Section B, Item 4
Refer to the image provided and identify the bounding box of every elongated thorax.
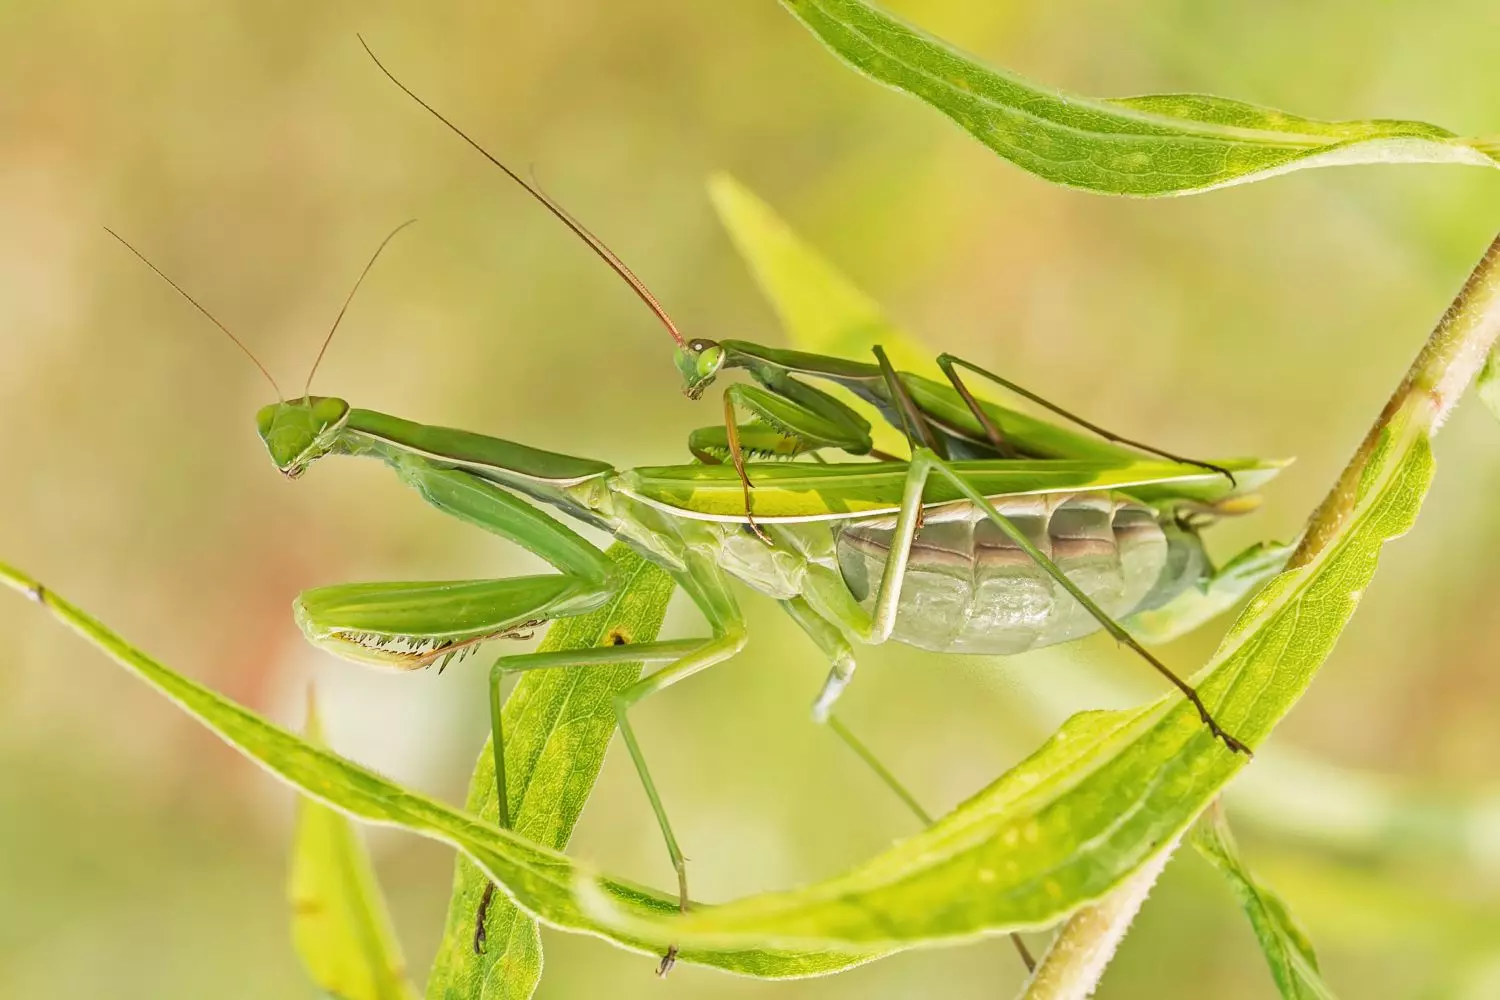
[836,491,1204,655]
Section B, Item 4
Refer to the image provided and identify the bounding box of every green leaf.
[1127,538,1298,646]
[291,689,419,1000]
[577,402,1434,952]
[1191,801,1337,1000]
[780,0,1499,196]
[1477,344,1500,424]
[0,560,885,979]
[424,544,675,1000]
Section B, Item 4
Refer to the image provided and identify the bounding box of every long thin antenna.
[358,35,688,348]
[303,218,417,397]
[104,226,283,400]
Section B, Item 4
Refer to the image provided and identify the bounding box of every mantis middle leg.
[935,352,1235,483]
[486,548,747,975]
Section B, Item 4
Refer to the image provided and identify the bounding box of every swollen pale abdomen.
[836,491,1203,655]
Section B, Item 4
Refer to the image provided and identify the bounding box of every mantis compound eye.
[311,396,350,428]
[692,342,725,380]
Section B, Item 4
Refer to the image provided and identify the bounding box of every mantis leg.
[865,353,1246,752]
[935,352,1235,483]
[822,714,1037,972]
[910,448,1250,754]
[703,382,876,540]
[780,596,1038,970]
[293,464,623,670]
[488,550,746,975]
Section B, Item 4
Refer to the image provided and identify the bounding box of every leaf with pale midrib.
[424,544,674,999]
[781,0,1499,195]
[579,399,1433,955]
[0,558,887,979]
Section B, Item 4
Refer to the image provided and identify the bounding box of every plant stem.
[1292,230,1500,566]
[1017,226,1500,999]
[1016,836,1181,1000]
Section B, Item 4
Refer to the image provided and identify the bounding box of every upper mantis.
[359,42,1238,536]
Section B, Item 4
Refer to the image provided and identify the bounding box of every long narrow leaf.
[425,544,674,999]
[781,0,1499,195]
[1191,801,1337,1000]
[291,690,419,1000]
[0,562,886,979]
[579,401,1434,950]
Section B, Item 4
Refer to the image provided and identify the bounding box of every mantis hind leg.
[824,715,1038,972]
[780,596,1037,971]
[913,447,1250,755]
[487,554,746,975]
[870,349,1249,753]
[780,593,1038,971]
[935,352,1235,484]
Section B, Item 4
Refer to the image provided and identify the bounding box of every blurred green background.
[3,1,1500,996]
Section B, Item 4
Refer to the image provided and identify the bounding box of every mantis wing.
[617,457,1288,523]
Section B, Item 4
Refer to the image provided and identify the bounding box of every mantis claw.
[656,945,679,977]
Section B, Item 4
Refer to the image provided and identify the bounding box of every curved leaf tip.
[781,0,1499,195]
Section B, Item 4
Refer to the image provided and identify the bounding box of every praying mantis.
[106,209,1279,973]
[98,44,1290,976]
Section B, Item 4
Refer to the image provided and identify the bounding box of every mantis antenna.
[103,226,284,400]
[302,218,418,397]
[358,35,689,349]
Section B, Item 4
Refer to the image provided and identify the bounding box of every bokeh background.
[4,1,1500,996]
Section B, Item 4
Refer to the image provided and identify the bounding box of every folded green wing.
[617,457,1288,522]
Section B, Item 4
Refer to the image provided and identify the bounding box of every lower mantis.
[109,218,1279,973]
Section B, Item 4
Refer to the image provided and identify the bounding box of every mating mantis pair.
[106,44,1287,974]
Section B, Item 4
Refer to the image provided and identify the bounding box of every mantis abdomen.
[836,492,1204,655]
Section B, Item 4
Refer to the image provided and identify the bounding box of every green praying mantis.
[98,46,1290,976]
[105,229,1280,976]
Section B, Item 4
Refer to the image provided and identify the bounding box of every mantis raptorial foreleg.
[294,462,622,672]
[689,380,874,464]
[293,456,744,971]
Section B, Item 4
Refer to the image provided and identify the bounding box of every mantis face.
[674,338,727,400]
[256,396,351,479]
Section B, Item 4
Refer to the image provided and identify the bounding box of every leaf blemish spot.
[606,629,630,646]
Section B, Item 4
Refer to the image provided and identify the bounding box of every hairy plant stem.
[1017,227,1500,1000]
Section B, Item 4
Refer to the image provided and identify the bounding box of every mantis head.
[256,397,351,479]
[675,338,727,399]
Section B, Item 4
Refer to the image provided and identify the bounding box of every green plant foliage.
[0,561,887,979]
[579,400,1434,954]
[425,544,674,1000]
[1192,802,1337,1000]
[290,690,419,1000]
[779,0,1500,195]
